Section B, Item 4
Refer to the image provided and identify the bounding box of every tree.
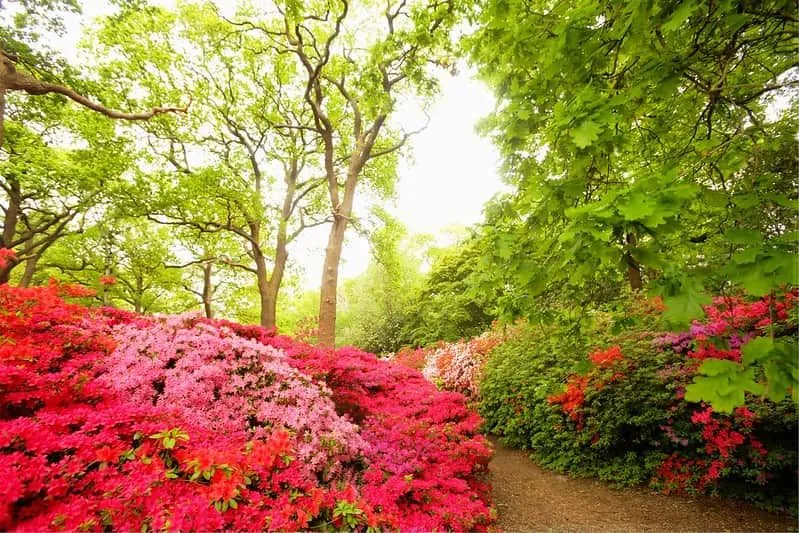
[0,95,131,284]
[90,2,331,328]
[0,0,188,286]
[467,0,797,319]
[164,229,249,319]
[466,0,798,407]
[400,234,499,347]
[0,1,188,151]
[37,218,193,313]
[336,210,428,352]
[226,0,461,345]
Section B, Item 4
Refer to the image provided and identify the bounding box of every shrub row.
[394,293,798,512]
[0,283,494,531]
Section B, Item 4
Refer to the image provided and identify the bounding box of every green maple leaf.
[662,289,711,326]
[571,119,603,148]
[685,361,763,413]
[617,194,656,221]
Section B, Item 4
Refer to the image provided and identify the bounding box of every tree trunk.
[18,253,38,287]
[202,262,213,319]
[0,175,20,284]
[263,238,289,331]
[625,231,643,291]
[316,139,370,346]
[254,252,277,329]
[317,217,348,346]
[134,275,143,313]
[0,262,11,284]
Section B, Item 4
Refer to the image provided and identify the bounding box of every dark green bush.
[479,294,798,512]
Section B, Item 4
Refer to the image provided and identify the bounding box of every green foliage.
[459,0,798,414]
[37,219,194,314]
[400,237,498,347]
[336,212,427,353]
[480,299,643,450]
[0,97,133,284]
[687,336,799,412]
[479,295,798,511]
[277,287,319,339]
[465,0,798,320]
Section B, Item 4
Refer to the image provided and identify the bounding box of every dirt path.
[487,437,797,532]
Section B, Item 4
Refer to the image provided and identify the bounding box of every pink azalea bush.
[0,283,494,531]
[102,315,367,478]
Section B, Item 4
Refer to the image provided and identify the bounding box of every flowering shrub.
[98,275,117,286]
[0,284,494,530]
[103,315,367,478]
[393,327,506,399]
[480,293,797,512]
[392,346,427,370]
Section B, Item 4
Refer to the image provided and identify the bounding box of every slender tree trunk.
[317,164,359,346]
[0,175,20,283]
[253,252,277,329]
[102,264,111,306]
[18,253,38,287]
[625,231,643,291]
[134,275,143,313]
[202,262,213,319]
[2,177,19,248]
[317,217,349,346]
[263,237,289,331]
[252,161,298,330]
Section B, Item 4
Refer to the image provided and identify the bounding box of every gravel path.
[487,437,798,532]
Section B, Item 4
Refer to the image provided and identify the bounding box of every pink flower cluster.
[394,329,504,399]
[0,284,494,531]
[102,314,368,477]
[652,291,797,495]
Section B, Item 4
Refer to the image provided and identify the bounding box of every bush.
[480,293,798,512]
[0,284,494,530]
[420,329,506,399]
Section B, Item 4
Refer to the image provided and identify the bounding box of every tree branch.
[0,51,191,121]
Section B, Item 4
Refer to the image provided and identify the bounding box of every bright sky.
[60,1,504,288]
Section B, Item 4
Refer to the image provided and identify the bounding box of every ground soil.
[487,437,798,532]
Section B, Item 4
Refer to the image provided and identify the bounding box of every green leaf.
[698,358,740,376]
[662,289,711,326]
[685,362,762,413]
[725,228,762,245]
[741,336,773,366]
[571,119,603,148]
[662,1,699,32]
[617,194,656,221]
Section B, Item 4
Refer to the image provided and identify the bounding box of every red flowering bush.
[481,292,797,512]
[0,284,494,530]
[392,346,427,370]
